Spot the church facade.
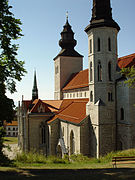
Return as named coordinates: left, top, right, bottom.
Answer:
left=18, top=0, right=135, bottom=158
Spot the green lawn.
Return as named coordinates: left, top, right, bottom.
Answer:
left=4, top=137, right=18, bottom=144
left=1, top=147, right=135, bottom=179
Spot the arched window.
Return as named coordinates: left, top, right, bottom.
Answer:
left=97, top=38, right=100, bottom=52
left=120, top=108, right=124, bottom=120
left=90, top=91, right=93, bottom=102
left=90, top=39, right=92, bottom=53
left=98, top=61, right=102, bottom=81
left=62, top=127, right=64, bottom=136
left=108, top=62, right=112, bottom=81
left=90, top=62, right=93, bottom=81
left=41, top=125, right=46, bottom=144
left=70, top=130, right=75, bottom=155
left=55, top=66, right=58, bottom=74
left=108, top=92, right=113, bottom=101
left=108, top=37, right=111, bottom=51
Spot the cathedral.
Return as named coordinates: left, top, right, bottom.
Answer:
left=18, top=0, right=135, bottom=158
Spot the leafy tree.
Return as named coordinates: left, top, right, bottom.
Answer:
left=121, top=67, right=135, bottom=87
left=0, top=0, right=26, bottom=163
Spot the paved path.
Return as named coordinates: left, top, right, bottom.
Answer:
left=3, top=144, right=20, bottom=160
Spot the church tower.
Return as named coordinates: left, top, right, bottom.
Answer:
left=54, top=15, right=83, bottom=100
left=85, top=0, right=120, bottom=157
left=32, top=70, right=38, bottom=101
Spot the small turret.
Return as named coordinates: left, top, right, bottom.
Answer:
left=32, top=70, right=38, bottom=101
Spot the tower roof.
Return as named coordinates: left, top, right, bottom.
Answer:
left=54, top=15, right=83, bottom=60
left=85, top=0, right=120, bottom=32
left=32, top=70, right=38, bottom=101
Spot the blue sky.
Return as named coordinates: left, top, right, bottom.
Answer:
left=6, top=0, right=135, bottom=104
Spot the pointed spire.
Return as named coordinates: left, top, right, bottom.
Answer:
left=91, top=0, right=112, bottom=21
left=32, top=70, right=38, bottom=101
left=85, top=0, right=120, bottom=32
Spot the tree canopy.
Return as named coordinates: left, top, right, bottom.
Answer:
left=121, top=66, right=135, bottom=87
left=0, top=0, right=26, bottom=123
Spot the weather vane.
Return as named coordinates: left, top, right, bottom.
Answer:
left=66, top=11, right=68, bottom=21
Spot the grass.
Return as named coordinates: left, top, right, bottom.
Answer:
left=4, top=137, right=18, bottom=144
left=13, top=149, right=135, bottom=169
left=1, top=149, right=135, bottom=179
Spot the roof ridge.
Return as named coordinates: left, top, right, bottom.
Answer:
left=59, top=114, right=79, bottom=120
left=119, top=53, right=135, bottom=60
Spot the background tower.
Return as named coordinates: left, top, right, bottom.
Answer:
left=32, top=70, right=38, bottom=101
left=85, top=0, right=120, bottom=157
left=54, top=16, right=83, bottom=100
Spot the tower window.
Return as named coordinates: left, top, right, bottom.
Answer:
left=90, top=39, right=92, bottom=54
left=120, top=108, right=124, bottom=120
left=90, top=91, right=93, bottom=102
left=108, top=92, right=113, bottom=101
left=108, top=37, right=111, bottom=51
left=97, top=38, right=100, bottom=52
left=98, top=61, right=102, bottom=81
left=108, top=62, right=112, bottom=81
left=55, top=66, right=58, bottom=74
left=90, top=62, right=93, bottom=81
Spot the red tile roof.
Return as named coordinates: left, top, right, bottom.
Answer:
left=48, top=99, right=89, bottom=124
left=30, top=99, right=51, bottom=113
left=22, top=100, right=32, bottom=110
left=62, top=69, right=89, bottom=91
left=4, top=121, right=18, bottom=126
left=118, top=53, right=135, bottom=69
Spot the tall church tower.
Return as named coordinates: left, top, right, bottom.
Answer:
left=54, top=16, right=83, bottom=100
left=32, top=70, right=38, bottom=101
left=85, top=0, right=120, bottom=157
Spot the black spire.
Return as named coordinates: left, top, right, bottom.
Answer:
left=59, top=16, right=77, bottom=50
left=32, top=70, right=38, bottom=101
left=54, top=14, right=83, bottom=60
left=85, top=0, right=120, bottom=32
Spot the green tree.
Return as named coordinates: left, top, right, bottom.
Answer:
left=0, top=0, right=26, bottom=163
left=121, top=66, right=135, bottom=87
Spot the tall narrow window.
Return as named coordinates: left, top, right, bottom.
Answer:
left=98, top=61, right=102, bottom=81
left=55, top=66, right=58, bottom=74
left=108, top=62, right=112, bottom=81
left=90, top=62, right=93, bottom=81
left=41, top=125, right=46, bottom=144
left=108, top=92, right=113, bottom=101
left=120, top=108, right=124, bottom=120
left=70, top=130, right=75, bottom=155
left=90, top=91, right=93, bottom=102
left=108, top=37, right=111, bottom=51
left=97, top=38, right=100, bottom=52
left=90, top=39, right=92, bottom=54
